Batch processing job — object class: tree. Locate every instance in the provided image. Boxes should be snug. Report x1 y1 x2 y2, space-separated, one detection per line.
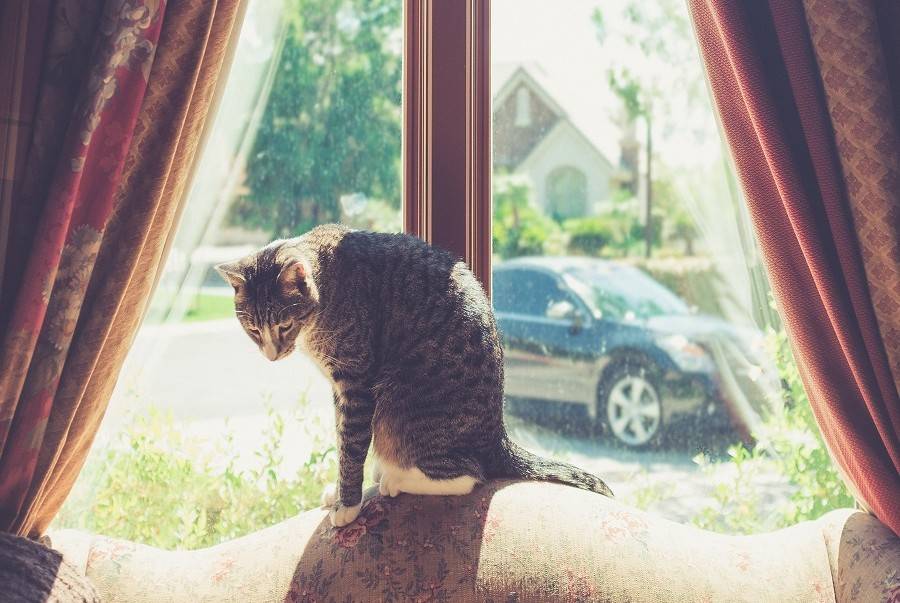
230 0 402 238
594 1 706 258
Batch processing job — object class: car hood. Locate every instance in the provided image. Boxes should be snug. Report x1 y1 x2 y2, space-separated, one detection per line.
643 313 772 370
644 313 781 419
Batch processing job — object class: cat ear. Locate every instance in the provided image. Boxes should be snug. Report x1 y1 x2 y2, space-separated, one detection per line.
277 259 310 293
215 261 245 290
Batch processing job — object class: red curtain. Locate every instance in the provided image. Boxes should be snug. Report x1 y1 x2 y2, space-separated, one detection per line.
0 0 244 536
688 0 900 535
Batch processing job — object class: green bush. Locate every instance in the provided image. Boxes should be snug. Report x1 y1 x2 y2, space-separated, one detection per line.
755 328 855 524
564 217 614 256
493 177 561 259
55 399 337 550
691 327 854 534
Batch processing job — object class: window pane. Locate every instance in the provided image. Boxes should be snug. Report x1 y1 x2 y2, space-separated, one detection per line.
55 0 402 548
492 0 850 533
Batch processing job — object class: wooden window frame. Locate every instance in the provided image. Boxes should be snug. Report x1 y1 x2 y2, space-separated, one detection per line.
403 0 492 293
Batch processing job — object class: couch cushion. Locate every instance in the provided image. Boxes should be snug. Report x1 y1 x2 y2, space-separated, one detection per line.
52 480 880 602
819 507 900 602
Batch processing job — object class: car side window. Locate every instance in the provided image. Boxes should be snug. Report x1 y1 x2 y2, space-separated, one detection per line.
494 269 577 317
520 271 567 316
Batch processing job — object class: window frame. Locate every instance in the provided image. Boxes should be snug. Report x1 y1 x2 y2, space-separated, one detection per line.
403 0 492 293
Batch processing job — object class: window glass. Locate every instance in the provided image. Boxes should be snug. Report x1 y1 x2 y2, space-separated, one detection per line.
55 0 403 549
498 270 564 316
492 0 850 534
565 263 690 320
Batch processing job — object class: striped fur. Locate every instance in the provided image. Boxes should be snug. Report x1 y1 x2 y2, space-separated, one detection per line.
217 225 613 522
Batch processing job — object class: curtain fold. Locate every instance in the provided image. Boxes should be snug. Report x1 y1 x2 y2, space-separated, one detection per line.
0 0 245 536
688 0 900 535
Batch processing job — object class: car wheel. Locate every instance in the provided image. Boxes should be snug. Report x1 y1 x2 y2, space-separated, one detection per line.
598 362 663 448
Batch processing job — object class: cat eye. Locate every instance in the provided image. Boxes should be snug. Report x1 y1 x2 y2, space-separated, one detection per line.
278 322 294 335
247 326 261 339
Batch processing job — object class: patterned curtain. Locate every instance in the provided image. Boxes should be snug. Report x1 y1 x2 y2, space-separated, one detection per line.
688 0 900 535
0 0 246 536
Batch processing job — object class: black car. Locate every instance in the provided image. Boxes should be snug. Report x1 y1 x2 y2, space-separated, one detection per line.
492 257 778 448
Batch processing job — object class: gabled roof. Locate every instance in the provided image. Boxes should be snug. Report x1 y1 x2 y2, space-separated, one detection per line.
493 62 621 167
519 118 614 176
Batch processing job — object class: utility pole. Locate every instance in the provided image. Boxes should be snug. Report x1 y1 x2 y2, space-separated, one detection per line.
644 111 653 259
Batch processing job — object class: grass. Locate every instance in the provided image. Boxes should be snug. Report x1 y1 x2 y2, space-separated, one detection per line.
184 293 235 322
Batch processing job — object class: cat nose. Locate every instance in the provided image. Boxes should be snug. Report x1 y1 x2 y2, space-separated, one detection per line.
260 333 279 361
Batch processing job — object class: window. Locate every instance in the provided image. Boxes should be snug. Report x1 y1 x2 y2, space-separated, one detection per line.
490 0 846 535
514 86 531 127
58 0 847 545
493 269 570 317
56 0 403 549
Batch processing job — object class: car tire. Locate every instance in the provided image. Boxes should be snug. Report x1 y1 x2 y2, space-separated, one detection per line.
597 359 664 449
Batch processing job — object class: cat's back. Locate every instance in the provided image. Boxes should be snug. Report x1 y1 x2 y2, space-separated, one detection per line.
307 225 488 317
308 225 457 276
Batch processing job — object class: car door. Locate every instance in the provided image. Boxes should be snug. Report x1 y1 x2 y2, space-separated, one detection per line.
493 268 598 406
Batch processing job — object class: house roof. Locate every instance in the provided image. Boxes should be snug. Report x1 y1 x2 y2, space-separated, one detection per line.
493 62 622 167
519 118 614 177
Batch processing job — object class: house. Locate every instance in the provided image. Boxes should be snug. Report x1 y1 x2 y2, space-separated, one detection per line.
493 63 634 219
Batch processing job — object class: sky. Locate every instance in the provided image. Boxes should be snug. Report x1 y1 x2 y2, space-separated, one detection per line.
493 0 611 79
491 0 722 170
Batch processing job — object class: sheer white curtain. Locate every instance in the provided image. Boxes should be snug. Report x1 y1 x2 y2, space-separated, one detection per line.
100 0 287 417
149 0 287 326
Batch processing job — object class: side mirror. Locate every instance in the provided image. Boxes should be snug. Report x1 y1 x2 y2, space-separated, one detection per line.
547 300 584 334
547 300 577 320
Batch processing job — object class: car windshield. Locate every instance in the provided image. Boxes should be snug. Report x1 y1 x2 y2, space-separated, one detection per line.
566 264 690 320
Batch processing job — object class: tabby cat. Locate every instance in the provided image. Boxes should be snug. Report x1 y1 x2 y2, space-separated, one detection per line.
216 224 612 527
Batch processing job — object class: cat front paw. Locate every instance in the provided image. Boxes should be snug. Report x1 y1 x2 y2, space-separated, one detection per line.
329 502 362 527
320 483 339 507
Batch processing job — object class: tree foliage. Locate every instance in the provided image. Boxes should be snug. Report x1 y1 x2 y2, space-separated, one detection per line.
231 0 402 238
493 177 561 259
594 1 707 257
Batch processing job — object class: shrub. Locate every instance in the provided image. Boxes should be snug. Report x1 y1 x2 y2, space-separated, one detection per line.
493 177 561 259
55 399 337 550
564 217 614 256
754 327 855 525
691 326 854 534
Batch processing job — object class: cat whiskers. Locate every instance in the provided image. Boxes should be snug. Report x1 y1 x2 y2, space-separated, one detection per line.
277 303 306 320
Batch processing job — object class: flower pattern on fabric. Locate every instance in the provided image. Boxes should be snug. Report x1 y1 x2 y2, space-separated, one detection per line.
26 226 103 401
831 510 900 603
57 482 899 603
40 226 103 341
73 0 161 167
597 509 649 544
0 0 166 532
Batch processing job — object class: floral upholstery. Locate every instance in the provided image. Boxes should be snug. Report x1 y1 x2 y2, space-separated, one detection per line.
48 481 900 603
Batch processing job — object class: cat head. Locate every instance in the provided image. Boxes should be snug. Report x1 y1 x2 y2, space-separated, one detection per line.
215 242 319 361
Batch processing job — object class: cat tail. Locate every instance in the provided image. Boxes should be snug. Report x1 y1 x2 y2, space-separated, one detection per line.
482 437 614 497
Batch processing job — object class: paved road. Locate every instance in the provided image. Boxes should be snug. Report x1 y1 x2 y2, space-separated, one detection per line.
100 319 790 526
